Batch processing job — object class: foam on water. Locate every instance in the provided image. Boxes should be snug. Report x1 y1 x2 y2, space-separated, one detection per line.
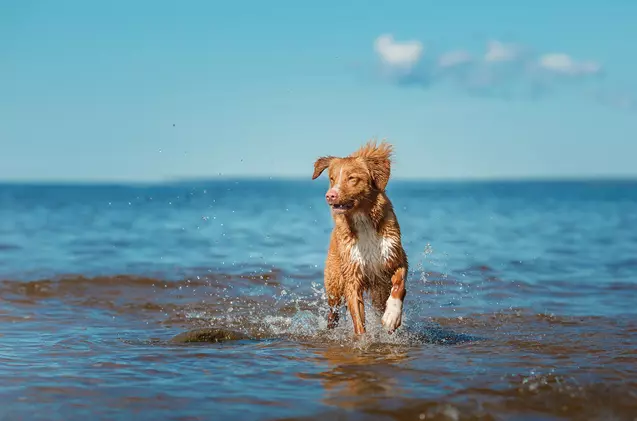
179 276 479 352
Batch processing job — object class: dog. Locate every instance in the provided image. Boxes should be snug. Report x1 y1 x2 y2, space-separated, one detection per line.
312 140 408 335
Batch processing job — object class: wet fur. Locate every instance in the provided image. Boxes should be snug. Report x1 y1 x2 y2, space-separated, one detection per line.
312 140 408 334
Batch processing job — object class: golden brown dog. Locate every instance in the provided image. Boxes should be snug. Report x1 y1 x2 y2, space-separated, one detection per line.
312 140 408 334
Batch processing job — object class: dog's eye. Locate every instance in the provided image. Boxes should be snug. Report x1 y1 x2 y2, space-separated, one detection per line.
348 176 359 184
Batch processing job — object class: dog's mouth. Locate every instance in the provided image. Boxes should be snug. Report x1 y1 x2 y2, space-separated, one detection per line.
331 202 354 213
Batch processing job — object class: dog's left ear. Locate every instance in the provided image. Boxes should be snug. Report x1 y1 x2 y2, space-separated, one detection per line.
367 157 391 191
312 156 334 180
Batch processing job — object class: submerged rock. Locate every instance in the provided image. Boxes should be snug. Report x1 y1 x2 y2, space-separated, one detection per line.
171 328 251 343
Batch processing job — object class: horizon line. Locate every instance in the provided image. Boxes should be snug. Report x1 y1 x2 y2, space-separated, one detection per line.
1 174 636 186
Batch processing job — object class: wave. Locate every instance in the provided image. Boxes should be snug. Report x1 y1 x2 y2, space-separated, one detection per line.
2 271 636 421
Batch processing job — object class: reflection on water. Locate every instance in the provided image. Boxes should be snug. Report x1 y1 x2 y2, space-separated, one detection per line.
305 345 410 411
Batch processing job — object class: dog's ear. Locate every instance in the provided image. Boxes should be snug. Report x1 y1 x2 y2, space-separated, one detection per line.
367 157 391 191
312 156 335 180
351 140 393 191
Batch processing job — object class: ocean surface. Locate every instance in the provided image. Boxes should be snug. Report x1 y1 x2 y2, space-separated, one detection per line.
1 179 636 421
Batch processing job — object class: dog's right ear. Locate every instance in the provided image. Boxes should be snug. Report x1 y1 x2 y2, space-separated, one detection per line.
312 156 334 180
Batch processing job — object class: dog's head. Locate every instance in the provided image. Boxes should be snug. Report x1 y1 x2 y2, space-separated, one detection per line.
311 140 393 215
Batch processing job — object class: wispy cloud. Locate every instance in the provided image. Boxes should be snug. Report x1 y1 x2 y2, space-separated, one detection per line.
372 34 634 110
438 50 472 68
484 41 523 63
538 53 601 76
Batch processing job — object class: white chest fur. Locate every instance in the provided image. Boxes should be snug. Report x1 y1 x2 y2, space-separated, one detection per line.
349 214 395 276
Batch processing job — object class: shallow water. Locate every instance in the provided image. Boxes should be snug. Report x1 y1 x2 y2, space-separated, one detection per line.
1 180 636 420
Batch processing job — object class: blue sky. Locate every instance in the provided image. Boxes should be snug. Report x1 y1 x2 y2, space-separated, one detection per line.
2 0 636 182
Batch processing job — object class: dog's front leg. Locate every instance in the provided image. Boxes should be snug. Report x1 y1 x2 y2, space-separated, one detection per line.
342 263 366 334
324 250 343 330
346 286 366 334
381 267 407 334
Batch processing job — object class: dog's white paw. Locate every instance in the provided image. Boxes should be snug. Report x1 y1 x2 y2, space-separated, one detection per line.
381 297 403 333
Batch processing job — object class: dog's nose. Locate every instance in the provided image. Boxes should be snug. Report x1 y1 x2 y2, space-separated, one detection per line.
325 189 339 204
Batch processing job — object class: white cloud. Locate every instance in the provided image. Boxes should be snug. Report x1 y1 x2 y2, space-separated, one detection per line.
374 34 424 70
370 33 630 111
539 53 601 75
438 50 472 68
484 40 521 62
